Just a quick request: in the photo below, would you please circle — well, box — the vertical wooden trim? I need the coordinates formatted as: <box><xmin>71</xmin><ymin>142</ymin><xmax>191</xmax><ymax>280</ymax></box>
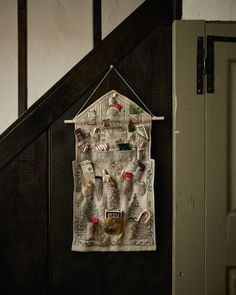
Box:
<box><xmin>172</xmin><ymin>20</ymin><xmax>205</xmax><ymax>295</ymax></box>
<box><xmin>18</xmin><ymin>0</ymin><xmax>27</xmax><ymax>116</ymax></box>
<box><xmin>47</xmin><ymin>126</ymin><xmax>52</xmax><ymax>295</ymax></box>
<box><xmin>93</xmin><ymin>0</ymin><xmax>101</xmax><ymax>47</ymax></box>
<box><xmin>173</xmin><ymin>0</ymin><xmax>182</xmax><ymax>20</ymax></box>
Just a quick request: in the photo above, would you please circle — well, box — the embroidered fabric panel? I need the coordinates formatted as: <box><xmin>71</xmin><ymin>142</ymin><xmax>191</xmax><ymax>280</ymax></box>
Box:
<box><xmin>71</xmin><ymin>90</ymin><xmax>156</xmax><ymax>251</ymax></box>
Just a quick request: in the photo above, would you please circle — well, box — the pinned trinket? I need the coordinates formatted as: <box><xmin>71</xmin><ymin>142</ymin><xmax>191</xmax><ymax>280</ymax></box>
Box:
<box><xmin>136</xmin><ymin>125</ymin><xmax>149</xmax><ymax>140</ymax></box>
<box><xmin>77</xmin><ymin>141</ymin><xmax>90</xmax><ymax>153</ymax></box>
<box><xmin>88</xmin><ymin>218</ymin><xmax>99</xmax><ymax>240</ymax></box>
<box><xmin>92</xmin><ymin>127</ymin><xmax>100</xmax><ymax>142</ymax></box>
<box><xmin>118</xmin><ymin>143</ymin><xmax>132</xmax><ymax>151</ymax></box>
<box><xmin>114</xmin><ymin>103</ymin><xmax>122</xmax><ymax>111</ymax></box>
<box><xmin>89</xmin><ymin>217</ymin><xmax>99</xmax><ymax>224</ymax></box>
<box><xmin>75</xmin><ymin>128</ymin><xmax>85</xmax><ymax>141</ymax></box>
<box><xmin>134</xmin><ymin>161</ymin><xmax>146</xmax><ymax>180</ymax></box>
<box><xmin>106</xmin><ymin>102</ymin><xmax>122</xmax><ymax>120</ymax></box>
<box><xmin>80</xmin><ymin>160</ymin><xmax>94</xmax><ymax>174</ymax></box>
<box><xmin>130</xmin><ymin>209</ymin><xmax>151</xmax><ymax>240</ymax></box>
<box><xmin>123</xmin><ymin>171</ymin><xmax>133</xmax><ymax>200</ymax></box>
<box><xmin>129</xmin><ymin>104</ymin><xmax>142</xmax><ymax>114</ymax></box>
<box><xmin>128</xmin><ymin>120</ymin><xmax>135</xmax><ymax>132</ymax></box>
<box><xmin>81</xmin><ymin>180</ymin><xmax>94</xmax><ymax>197</ymax></box>
<box><xmin>103</xmin><ymin>119</ymin><xmax>111</xmax><ymax>128</ymax></box>
<box><xmin>88</xmin><ymin>109</ymin><xmax>96</xmax><ymax>125</ymax></box>
<box><xmin>137</xmin><ymin>147</ymin><xmax>145</xmax><ymax>161</ymax></box>
<box><xmin>95</xmin><ymin>143</ymin><xmax>109</xmax><ymax>151</ymax></box>
<box><xmin>124</xmin><ymin>171</ymin><xmax>133</xmax><ymax>180</ymax></box>
<box><xmin>108</xmin><ymin>92</ymin><xmax>117</xmax><ymax>105</ymax></box>
<box><xmin>103</xmin><ymin>210</ymin><xmax>124</xmax><ymax>235</ymax></box>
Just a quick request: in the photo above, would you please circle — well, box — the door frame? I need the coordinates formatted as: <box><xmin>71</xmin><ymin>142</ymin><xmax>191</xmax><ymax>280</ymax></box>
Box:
<box><xmin>172</xmin><ymin>20</ymin><xmax>206</xmax><ymax>295</ymax></box>
<box><xmin>172</xmin><ymin>20</ymin><xmax>236</xmax><ymax>295</ymax></box>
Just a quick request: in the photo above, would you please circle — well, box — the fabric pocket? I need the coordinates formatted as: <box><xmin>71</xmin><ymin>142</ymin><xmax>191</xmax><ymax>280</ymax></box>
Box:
<box><xmin>92</xmin><ymin>149</ymin><xmax>136</xmax><ymax>163</ymax></box>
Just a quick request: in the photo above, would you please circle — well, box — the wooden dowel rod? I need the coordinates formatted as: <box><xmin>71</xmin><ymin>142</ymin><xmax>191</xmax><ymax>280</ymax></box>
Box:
<box><xmin>64</xmin><ymin>116</ymin><xmax>165</xmax><ymax>124</ymax></box>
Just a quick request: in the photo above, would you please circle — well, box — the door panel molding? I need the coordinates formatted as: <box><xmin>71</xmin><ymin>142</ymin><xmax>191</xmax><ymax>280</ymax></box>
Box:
<box><xmin>173</xmin><ymin>20</ymin><xmax>236</xmax><ymax>295</ymax></box>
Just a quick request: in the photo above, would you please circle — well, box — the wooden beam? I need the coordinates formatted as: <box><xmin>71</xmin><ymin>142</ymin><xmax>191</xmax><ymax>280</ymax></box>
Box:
<box><xmin>18</xmin><ymin>0</ymin><xmax>27</xmax><ymax>116</ymax></box>
<box><xmin>93</xmin><ymin>0</ymin><xmax>101</xmax><ymax>47</ymax></box>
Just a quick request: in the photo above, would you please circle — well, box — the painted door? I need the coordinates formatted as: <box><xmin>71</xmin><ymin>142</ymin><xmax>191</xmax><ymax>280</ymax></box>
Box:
<box><xmin>205</xmin><ymin>23</ymin><xmax>236</xmax><ymax>295</ymax></box>
<box><xmin>173</xmin><ymin>21</ymin><xmax>236</xmax><ymax>295</ymax></box>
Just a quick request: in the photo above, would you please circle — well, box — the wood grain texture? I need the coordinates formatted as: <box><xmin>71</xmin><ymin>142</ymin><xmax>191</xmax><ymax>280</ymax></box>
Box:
<box><xmin>0</xmin><ymin>132</ymin><xmax>48</xmax><ymax>294</ymax></box>
<box><xmin>0</xmin><ymin>0</ymin><xmax>172</xmax><ymax>170</ymax></box>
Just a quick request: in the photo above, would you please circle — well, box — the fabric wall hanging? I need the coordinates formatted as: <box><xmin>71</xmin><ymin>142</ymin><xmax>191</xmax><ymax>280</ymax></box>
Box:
<box><xmin>65</xmin><ymin>66</ymin><xmax>164</xmax><ymax>252</ymax></box>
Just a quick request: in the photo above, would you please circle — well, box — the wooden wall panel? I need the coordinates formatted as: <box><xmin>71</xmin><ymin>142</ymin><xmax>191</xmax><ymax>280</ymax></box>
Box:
<box><xmin>0</xmin><ymin>132</ymin><xmax>48</xmax><ymax>295</ymax></box>
<box><xmin>50</xmin><ymin>24</ymin><xmax>172</xmax><ymax>295</ymax></box>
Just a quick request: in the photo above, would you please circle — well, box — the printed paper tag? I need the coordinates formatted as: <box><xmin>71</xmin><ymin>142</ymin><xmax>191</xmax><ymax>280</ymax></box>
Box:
<box><xmin>105</xmin><ymin>209</ymin><xmax>123</xmax><ymax>218</ymax></box>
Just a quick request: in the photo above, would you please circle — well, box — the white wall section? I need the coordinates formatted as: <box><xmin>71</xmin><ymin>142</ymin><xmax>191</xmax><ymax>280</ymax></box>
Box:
<box><xmin>28</xmin><ymin>0</ymin><xmax>93</xmax><ymax>107</ymax></box>
<box><xmin>183</xmin><ymin>0</ymin><xmax>236</xmax><ymax>20</ymax></box>
<box><xmin>0</xmin><ymin>0</ymin><xmax>17</xmax><ymax>135</ymax></box>
<box><xmin>0</xmin><ymin>0</ymin><xmax>145</xmax><ymax>134</ymax></box>
<box><xmin>102</xmin><ymin>0</ymin><xmax>145</xmax><ymax>39</ymax></box>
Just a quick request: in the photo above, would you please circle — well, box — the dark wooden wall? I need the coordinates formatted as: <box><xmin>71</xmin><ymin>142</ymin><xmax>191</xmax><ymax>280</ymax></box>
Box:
<box><xmin>0</xmin><ymin>133</ymin><xmax>48</xmax><ymax>294</ymax></box>
<box><xmin>0</xmin><ymin>2</ymin><xmax>172</xmax><ymax>294</ymax></box>
<box><xmin>50</xmin><ymin>24</ymin><xmax>172</xmax><ymax>295</ymax></box>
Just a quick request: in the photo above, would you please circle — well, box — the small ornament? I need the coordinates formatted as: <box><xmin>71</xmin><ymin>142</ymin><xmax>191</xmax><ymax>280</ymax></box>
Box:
<box><xmin>103</xmin><ymin>119</ymin><xmax>111</xmax><ymax>127</ymax></box>
<box><xmin>136</xmin><ymin>125</ymin><xmax>149</xmax><ymax>140</ymax></box>
<box><xmin>128</xmin><ymin>120</ymin><xmax>135</xmax><ymax>132</ymax></box>
<box><xmin>103</xmin><ymin>210</ymin><xmax>124</xmax><ymax>235</ymax></box>
<box><xmin>88</xmin><ymin>219</ymin><xmax>98</xmax><ymax>240</ymax></box>
<box><xmin>118</xmin><ymin>143</ymin><xmax>132</xmax><ymax>151</ymax></box>
<box><xmin>130</xmin><ymin>210</ymin><xmax>151</xmax><ymax>240</ymax></box>
<box><xmin>81</xmin><ymin>180</ymin><xmax>94</xmax><ymax>197</ymax></box>
<box><xmin>88</xmin><ymin>109</ymin><xmax>96</xmax><ymax>125</ymax></box>
<box><xmin>106</xmin><ymin>103</ymin><xmax>122</xmax><ymax>120</ymax></box>
<box><xmin>129</xmin><ymin>104</ymin><xmax>142</xmax><ymax>114</ymax></box>
<box><xmin>80</xmin><ymin>160</ymin><xmax>94</xmax><ymax>174</ymax></box>
<box><xmin>114</xmin><ymin>103</ymin><xmax>122</xmax><ymax>110</ymax></box>
<box><xmin>137</xmin><ymin>147</ymin><xmax>145</xmax><ymax>161</ymax></box>
<box><xmin>134</xmin><ymin>161</ymin><xmax>146</xmax><ymax>180</ymax></box>
<box><xmin>123</xmin><ymin>171</ymin><xmax>133</xmax><ymax>200</ymax></box>
<box><xmin>75</xmin><ymin>128</ymin><xmax>85</xmax><ymax>141</ymax></box>
<box><xmin>95</xmin><ymin>143</ymin><xmax>109</xmax><ymax>151</ymax></box>
<box><xmin>89</xmin><ymin>217</ymin><xmax>99</xmax><ymax>224</ymax></box>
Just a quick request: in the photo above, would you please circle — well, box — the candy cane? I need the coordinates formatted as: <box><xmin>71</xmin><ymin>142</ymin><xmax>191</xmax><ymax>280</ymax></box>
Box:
<box><xmin>95</xmin><ymin>143</ymin><xmax>109</xmax><ymax>151</ymax></box>
<box><xmin>136</xmin><ymin>210</ymin><xmax>151</xmax><ymax>224</ymax></box>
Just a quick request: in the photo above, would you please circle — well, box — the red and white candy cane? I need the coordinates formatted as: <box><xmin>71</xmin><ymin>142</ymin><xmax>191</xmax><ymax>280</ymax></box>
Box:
<box><xmin>131</xmin><ymin>210</ymin><xmax>151</xmax><ymax>240</ymax></box>
<box><xmin>136</xmin><ymin>209</ymin><xmax>151</xmax><ymax>224</ymax></box>
<box><xmin>95</xmin><ymin>143</ymin><xmax>109</xmax><ymax>151</ymax></box>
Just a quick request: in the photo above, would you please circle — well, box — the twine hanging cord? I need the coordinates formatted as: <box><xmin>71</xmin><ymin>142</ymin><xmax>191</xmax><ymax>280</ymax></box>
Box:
<box><xmin>64</xmin><ymin>65</ymin><xmax>164</xmax><ymax>123</ymax></box>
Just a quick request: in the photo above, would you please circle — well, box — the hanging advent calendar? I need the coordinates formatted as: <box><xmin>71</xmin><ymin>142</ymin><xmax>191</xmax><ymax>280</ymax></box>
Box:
<box><xmin>70</xmin><ymin>89</ymin><xmax>158</xmax><ymax>252</ymax></box>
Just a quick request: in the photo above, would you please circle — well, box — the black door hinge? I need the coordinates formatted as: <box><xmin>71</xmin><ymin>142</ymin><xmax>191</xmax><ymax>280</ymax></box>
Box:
<box><xmin>196</xmin><ymin>36</ymin><xmax>205</xmax><ymax>94</ymax></box>
<box><xmin>197</xmin><ymin>35</ymin><xmax>236</xmax><ymax>94</ymax></box>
